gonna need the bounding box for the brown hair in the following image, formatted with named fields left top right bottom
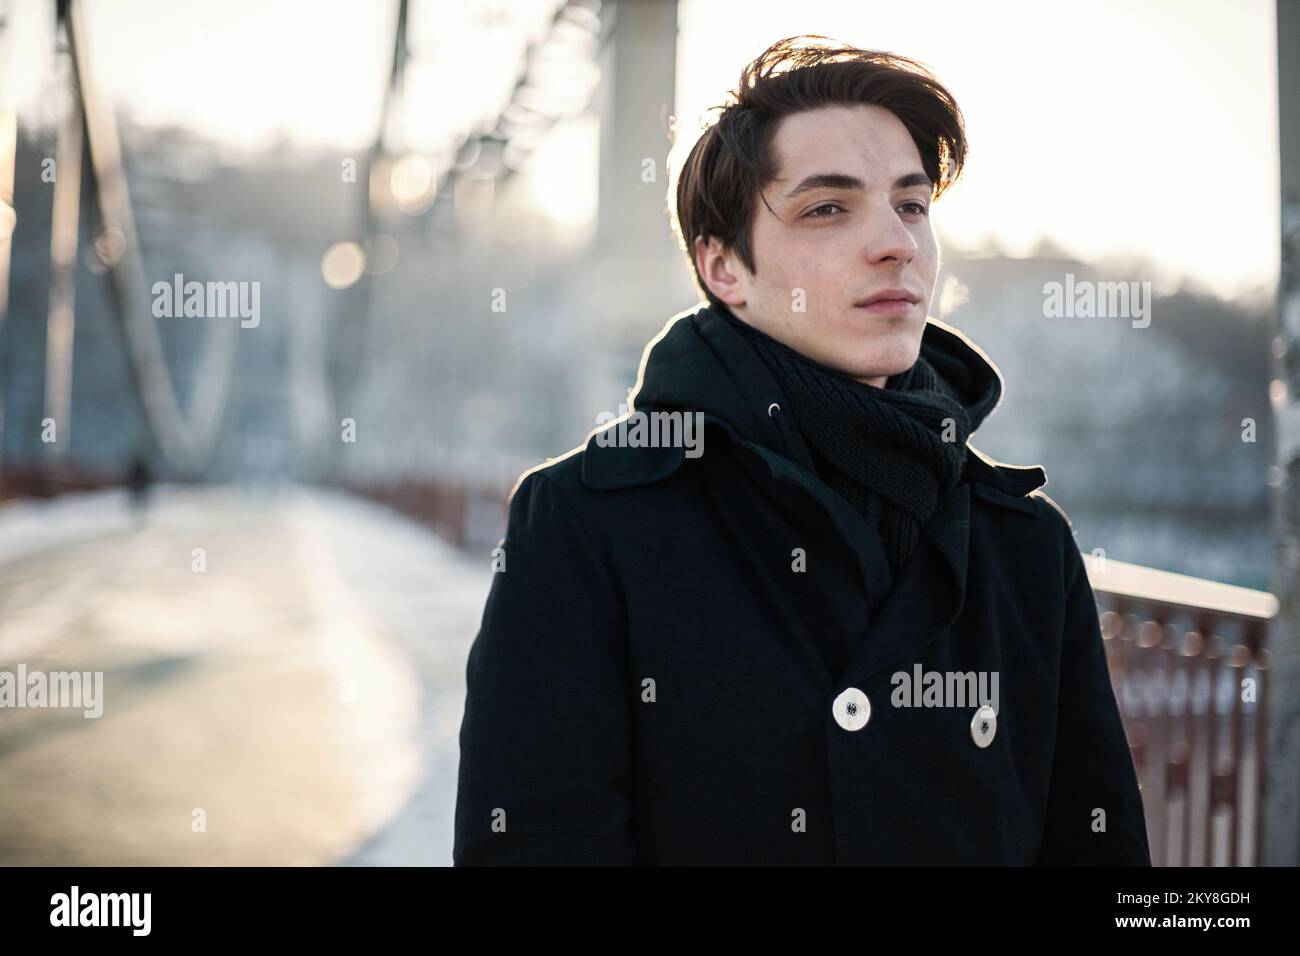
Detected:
left=670, top=35, right=967, bottom=309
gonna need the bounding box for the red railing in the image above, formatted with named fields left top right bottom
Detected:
left=343, top=476, right=509, bottom=552
left=1087, top=555, right=1276, bottom=866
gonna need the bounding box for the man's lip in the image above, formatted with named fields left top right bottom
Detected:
left=854, top=289, right=921, bottom=307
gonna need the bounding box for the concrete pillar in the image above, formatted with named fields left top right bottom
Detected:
left=587, top=0, right=695, bottom=348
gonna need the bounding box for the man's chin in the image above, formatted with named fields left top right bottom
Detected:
left=826, top=337, right=923, bottom=382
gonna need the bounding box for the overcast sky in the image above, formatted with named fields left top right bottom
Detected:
left=7, top=0, right=1279, bottom=300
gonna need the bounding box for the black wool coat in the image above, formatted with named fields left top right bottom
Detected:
left=453, top=303, right=1152, bottom=866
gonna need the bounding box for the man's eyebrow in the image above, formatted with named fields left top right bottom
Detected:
left=781, top=170, right=932, bottom=199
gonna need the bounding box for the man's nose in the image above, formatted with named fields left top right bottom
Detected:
left=862, top=204, right=918, bottom=264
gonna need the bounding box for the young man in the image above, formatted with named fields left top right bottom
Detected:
left=453, top=35, right=1151, bottom=866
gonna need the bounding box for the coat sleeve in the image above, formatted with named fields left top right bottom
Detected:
left=453, top=470, right=636, bottom=865
left=1036, top=519, right=1152, bottom=866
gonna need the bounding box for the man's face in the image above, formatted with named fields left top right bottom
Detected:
left=695, top=103, right=939, bottom=387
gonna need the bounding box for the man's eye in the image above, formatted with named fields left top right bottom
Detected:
left=805, top=203, right=844, bottom=218
left=900, top=201, right=929, bottom=217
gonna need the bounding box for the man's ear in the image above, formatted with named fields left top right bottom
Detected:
left=693, top=236, right=747, bottom=309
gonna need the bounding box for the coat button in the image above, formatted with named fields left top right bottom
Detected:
left=971, top=704, right=997, bottom=748
left=833, top=687, right=871, bottom=731
left=767, top=402, right=781, bottom=417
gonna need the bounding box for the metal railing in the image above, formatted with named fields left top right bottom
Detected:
left=1087, top=555, right=1277, bottom=866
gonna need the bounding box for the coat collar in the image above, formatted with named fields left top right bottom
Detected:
left=580, top=429, right=1046, bottom=504
left=581, top=302, right=1047, bottom=506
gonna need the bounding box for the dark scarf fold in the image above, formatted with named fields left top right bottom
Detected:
left=723, top=311, right=971, bottom=579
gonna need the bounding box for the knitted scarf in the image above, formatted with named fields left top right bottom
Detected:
left=723, top=310, right=970, bottom=579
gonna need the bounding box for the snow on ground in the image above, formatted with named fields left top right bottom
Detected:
left=295, top=488, right=494, bottom=866
left=0, top=485, right=491, bottom=866
left=0, top=487, right=137, bottom=569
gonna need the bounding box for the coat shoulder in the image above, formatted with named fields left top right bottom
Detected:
left=973, top=480, right=1082, bottom=586
left=508, top=422, right=690, bottom=507
left=984, top=485, right=1080, bottom=546
left=1028, top=489, right=1091, bottom=581
left=505, top=442, right=591, bottom=509
left=1027, top=488, right=1075, bottom=535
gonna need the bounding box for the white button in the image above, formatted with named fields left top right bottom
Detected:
left=833, top=687, right=871, bottom=731
left=971, top=704, right=997, bottom=748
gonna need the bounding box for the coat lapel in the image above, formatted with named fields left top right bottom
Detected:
left=737, top=436, right=894, bottom=615
left=834, top=481, right=971, bottom=688
left=735, top=432, right=972, bottom=689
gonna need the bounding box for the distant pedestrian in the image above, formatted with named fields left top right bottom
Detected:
left=127, top=451, right=151, bottom=524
